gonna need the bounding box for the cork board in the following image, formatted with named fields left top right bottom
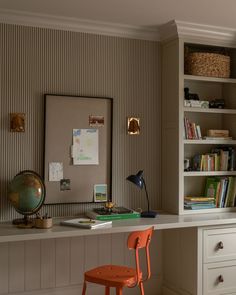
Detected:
left=44, top=95, right=112, bottom=204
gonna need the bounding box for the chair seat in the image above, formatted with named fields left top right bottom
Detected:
left=84, top=265, right=142, bottom=288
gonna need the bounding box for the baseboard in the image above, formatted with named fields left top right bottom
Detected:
left=6, top=275, right=162, bottom=295
left=162, top=285, right=193, bottom=295
left=162, top=286, right=179, bottom=295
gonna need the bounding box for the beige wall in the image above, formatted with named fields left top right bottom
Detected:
left=0, top=23, right=160, bottom=221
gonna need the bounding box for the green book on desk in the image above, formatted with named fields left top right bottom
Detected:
left=86, top=208, right=140, bottom=221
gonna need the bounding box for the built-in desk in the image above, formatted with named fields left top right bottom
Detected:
left=1, top=212, right=236, bottom=242
left=1, top=213, right=236, bottom=295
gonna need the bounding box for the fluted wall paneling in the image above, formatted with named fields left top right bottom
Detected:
left=0, top=23, right=160, bottom=221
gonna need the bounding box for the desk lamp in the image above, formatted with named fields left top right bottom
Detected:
left=126, top=170, right=157, bottom=218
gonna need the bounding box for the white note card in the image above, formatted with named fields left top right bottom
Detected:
left=49, top=162, right=63, bottom=181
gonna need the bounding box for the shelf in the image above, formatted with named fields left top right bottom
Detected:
left=182, top=207, right=236, bottom=214
left=184, top=107, right=236, bottom=114
left=184, top=139, right=236, bottom=145
left=184, top=171, right=236, bottom=176
left=184, top=74, right=236, bottom=84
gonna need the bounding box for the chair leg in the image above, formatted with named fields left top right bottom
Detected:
left=105, top=286, right=110, bottom=295
left=82, top=281, right=87, bottom=295
left=139, top=281, right=144, bottom=295
left=116, top=287, right=123, bottom=295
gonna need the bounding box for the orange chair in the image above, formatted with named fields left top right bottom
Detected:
left=82, top=226, right=154, bottom=295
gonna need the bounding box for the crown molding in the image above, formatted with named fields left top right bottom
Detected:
left=1, top=9, right=236, bottom=45
left=0, top=8, right=160, bottom=41
left=160, top=20, right=236, bottom=45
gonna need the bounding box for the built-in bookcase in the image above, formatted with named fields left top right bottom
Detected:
left=161, top=38, right=236, bottom=214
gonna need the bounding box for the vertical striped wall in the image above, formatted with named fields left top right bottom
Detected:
left=0, top=23, right=160, bottom=221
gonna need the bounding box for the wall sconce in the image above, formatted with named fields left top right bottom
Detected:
left=10, top=113, right=25, bottom=132
left=127, top=117, right=140, bottom=135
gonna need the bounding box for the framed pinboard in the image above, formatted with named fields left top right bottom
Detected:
left=44, top=94, right=113, bottom=204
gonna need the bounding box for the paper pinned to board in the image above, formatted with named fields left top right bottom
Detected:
left=49, top=162, right=63, bottom=181
left=72, top=129, right=99, bottom=165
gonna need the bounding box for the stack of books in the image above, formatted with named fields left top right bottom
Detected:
left=184, top=196, right=215, bottom=210
left=184, top=117, right=202, bottom=139
left=86, top=207, right=140, bottom=220
left=205, top=177, right=236, bottom=208
left=192, top=147, right=235, bottom=171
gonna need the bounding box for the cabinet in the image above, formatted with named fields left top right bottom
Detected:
left=161, top=37, right=236, bottom=215
left=203, top=227, right=236, bottom=294
left=163, top=225, right=236, bottom=295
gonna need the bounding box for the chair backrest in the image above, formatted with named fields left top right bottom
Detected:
left=127, top=226, right=154, bottom=284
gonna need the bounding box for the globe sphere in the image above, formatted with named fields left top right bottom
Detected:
left=8, top=170, right=45, bottom=216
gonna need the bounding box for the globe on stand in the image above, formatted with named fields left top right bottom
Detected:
left=8, top=170, right=45, bottom=228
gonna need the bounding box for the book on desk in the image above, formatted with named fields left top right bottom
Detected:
left=61, top=218, right=112, bottom=229
left=86, top=207, right=140, bottom=221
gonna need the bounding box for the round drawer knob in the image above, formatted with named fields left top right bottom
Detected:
left=217, top=241, right=224, bottom=250
left=218, top=275, right=224, bottom=283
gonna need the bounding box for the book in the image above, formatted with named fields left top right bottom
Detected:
left=205, top=177, right=220, bottom=198
left=224, top=177, right=233, bottom=207
left=184, top=196, right=215, bottom=202
left=203, top=136, right=232, bottom=140
left=184, top=203, right=216, bottom=210
left=61, top=218, right=112, bottom=229
left=86, top=210, right=140, bottom=221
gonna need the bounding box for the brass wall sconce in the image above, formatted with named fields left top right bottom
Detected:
left=127, top=117, right=140, bottom=135
left=10, top=113, right=25, bottom=132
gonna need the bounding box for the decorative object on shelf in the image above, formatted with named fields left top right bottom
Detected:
left=127, top=117, right=140, bottom=135
left=207, top=129, right=229, bottom=138
left=10, top=113, right=25, bottom=132
left=209, top=99, right=225, bottom=109
left=184, top=99, right=209, bottom=108
left=184, top=87, right=199, bottom=100
left=8, top=170, right=45, bottom=227
left=184, top=158, right=191, bottom=171
left=126, top=170, right=157, bottom=218
left=185, top=52, right=230, bottom=78
left=103, top=201, right=115, bottom=212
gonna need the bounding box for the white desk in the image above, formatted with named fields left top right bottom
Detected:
left=1, top=213, right=236, bottom=295
left=1, top=212, right=236, bottom=242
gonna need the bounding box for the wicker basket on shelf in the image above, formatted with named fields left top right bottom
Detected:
left=185, top=52, right=230, bottom=78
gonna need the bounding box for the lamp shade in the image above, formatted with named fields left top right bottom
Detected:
left=126, top=170, right=144, bottom=189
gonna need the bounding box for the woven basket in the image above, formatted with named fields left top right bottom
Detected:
left=185, top=52, right=230, bottom=78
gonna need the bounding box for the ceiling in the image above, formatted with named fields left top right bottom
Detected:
left=0, top=0, right=235, bottom=30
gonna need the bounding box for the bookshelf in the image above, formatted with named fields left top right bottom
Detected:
left=161, top=38, right=236, bottom=215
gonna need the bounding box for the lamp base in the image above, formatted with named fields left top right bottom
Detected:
left=140, top=210, right=157, bottom=218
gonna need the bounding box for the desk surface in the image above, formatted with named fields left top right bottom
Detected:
left=1, top=212, right=236, bottom=243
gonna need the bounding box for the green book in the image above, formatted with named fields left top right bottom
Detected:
left=204, top=177, right=220, bottom=198
left=86, top=210, right=140, bottom=221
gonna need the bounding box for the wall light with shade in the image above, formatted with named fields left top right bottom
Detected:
left=127, top=117, right=140, bottom=135
left=126, top=170, right=157, bottom=218
left=10, top=113, right=25, bottom=132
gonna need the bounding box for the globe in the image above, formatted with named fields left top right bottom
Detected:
left=8, top=170, right=45, bottom=225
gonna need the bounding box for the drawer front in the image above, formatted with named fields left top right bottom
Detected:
left=204, top=228, right=236, bottom=263
left=203, top=261, right=236, bottom=295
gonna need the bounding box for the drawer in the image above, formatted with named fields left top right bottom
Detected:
left=204, top=228, right=236, bottom=263
left=203, top=260, right=236, bottom=294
